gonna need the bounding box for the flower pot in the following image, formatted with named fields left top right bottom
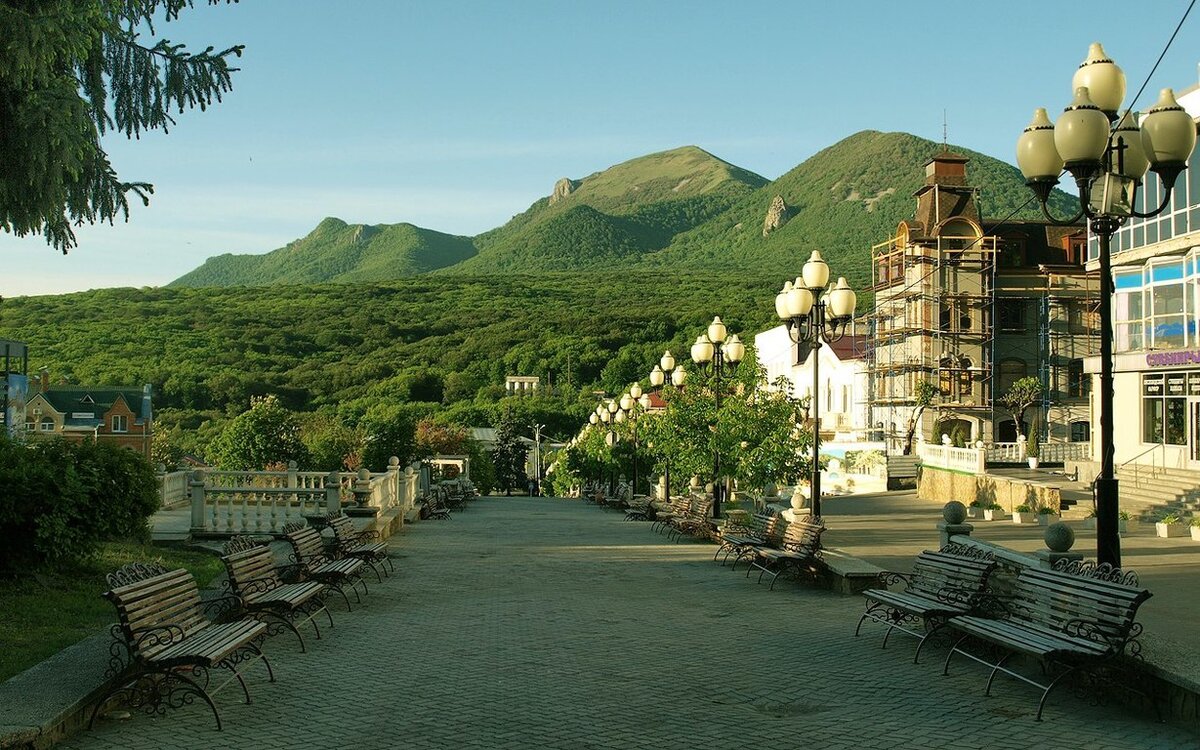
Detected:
left=1027, top=457, right=1040, bottom=470
left=1118, top=519, right=1139, bottom=535
left=966, top=506, right=983, bottom=519
left=1013, top=512, right=1037, bottom=524
left=1156, top=522, right=1186, bottom=538
left=1191, top=526, right=1200, bottom=542
left=1036, top=513, right=1060, bottom=526
left=983, top=509, right=1006, bottom=521
left=1082, top=517, right=1097, bottom=530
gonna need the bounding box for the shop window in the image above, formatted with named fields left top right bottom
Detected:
left=1070, top=421, right=1091, bottom=442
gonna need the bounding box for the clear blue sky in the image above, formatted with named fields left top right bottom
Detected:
left=4, top=0, right=1199, bottom=296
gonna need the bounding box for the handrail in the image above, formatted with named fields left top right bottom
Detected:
left=1118, top=443, right=1165, bottom=488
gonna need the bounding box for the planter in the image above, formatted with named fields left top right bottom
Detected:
left=1027, top=457, right=1040, bottom=470
left=1013, top=512, right=1037, bottom=524
left=966, top=506, right=983, bottom=519
left=1191, top=526, right=1200, bottom=542
left=1081, top=517, right=1097, bottom=530
left=1036, top=513, right=1061, bottom=526
left=983, top=509, right=1006, bottom=521
left=1156, top=522, right=1187, bottom=538
left=1118, top=519, right=1139, bottom=535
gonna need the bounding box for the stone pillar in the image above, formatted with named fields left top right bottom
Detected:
left=325, top=470, right=341, bottom=514
left=349, top=467, right=377, bottom=517
left=189, top=470, right=206, bottom=533
left=1036, top=521, right=1084, bottom=567
left=938, top=500, right=973, bottom=548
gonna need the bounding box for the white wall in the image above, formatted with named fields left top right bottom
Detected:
left=754, top=325, right=868, bottom=436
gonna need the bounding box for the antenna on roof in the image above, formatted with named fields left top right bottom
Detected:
left=942, top=109, right=948, bottom=151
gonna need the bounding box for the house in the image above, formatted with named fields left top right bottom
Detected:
left=755, top=326, right=869, bottom=440
left=26, top=371, right=153, bottom=459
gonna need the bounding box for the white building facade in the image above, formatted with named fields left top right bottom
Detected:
left=754, top=325, right=869, bottom=439
left=1086, top=82, right=1200, bottom=469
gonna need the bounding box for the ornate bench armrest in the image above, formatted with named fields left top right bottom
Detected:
left=877, top=571, right=911, bottom=587
left=130, top=623, right=187, bottom=651
left=1064, top=618, right=1137, bottom=655
left=235, top=576, right=284, bottom=596
left=202, top=594, right=244, bottom=622
left=935, top=586, right=979, bottom=607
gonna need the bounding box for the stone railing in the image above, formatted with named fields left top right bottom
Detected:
left=917, top=442, right=986, bottom=475
left=157, top=470, right=191, bottom=509
left=985, top=442, right=1090, bottom=464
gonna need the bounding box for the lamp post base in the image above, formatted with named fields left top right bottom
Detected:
left=1095, top=476, right=1121, bottom=567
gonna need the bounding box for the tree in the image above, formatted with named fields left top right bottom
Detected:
left=1001, top=376, right=1043, bottom=444
left=208, top=395, right=309, bottom=470
left=1, top=1, right=244, bottom=252
left=902, top=380, right=937, bottom=455
left=491, top=411, right=528, bottom=496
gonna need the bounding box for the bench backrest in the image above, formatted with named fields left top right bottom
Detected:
left=221, top=537, right=282, bottom=596
left=104, top=563, right=206, bottom=661
left=282, top=521, right=326, bottom=565
left=781, top=519, right=824, bottom=551
left=1011, top=566, right=1152, bottom=643
left=908, top=548, right=996, bottom=600
left=327, top=515, right=359, bottom=545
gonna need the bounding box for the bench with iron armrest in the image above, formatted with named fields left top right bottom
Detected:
left=666, top=499, right=713, bottom=542
left=326, top=513, right=394, bottom=580
left=623, top=494, right=658, bottom=521
left=422, top=487, right=452, bottom=520
left=443, top=484, right=468, bottom=512
left=649, top=496, right=691, bottom=534
left=282, top=521, right=369, bottom=610
left=747, top=517, right=825, bottom=590
left=89, top=562, right=274, bottom=731
left=221, top=536, right=333, bottom=653
left=942, top=560, right=1153, bottom=721
left=714, top=512, right=786, bottom=568
left=854, top=542, right=997, bottom=662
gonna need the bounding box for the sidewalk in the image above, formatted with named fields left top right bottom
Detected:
left=63, top=496, right=1195, bottom=749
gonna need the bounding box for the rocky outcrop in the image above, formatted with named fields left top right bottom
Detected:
left=549, top=178, right=579, bottom=205
left=762, top=195, right=789, bottom=237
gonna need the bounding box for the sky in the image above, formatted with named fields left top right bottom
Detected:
left=4, top=0, right=1200, bottom=297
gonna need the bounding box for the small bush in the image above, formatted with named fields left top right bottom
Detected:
left=1037, top=506, right=1057, bottom=515
left=1015, top=503, right=1033, bottom=513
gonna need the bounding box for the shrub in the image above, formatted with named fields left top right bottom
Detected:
left=1015, top=503, right=1033, bottom=513
left=1159, top=513, right=1180, bottom=525
left=1037, top=506, right=1057, bottom=515
left=0, top=435, right=159, bottom=572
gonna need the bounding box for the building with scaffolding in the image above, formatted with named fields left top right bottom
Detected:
left=868, top=151, right=1099, bottom=453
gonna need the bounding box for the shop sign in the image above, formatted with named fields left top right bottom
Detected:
left=1189, top=373, right=1200, bottom=395
left=1146, top=350, right=1200, bottom=367
left=1167, top=373, right=1187, bottom=396
left=1144, top=374, right=1164, bottom=396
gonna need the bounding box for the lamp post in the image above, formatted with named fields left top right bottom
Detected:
left=689, top=316, right=745, bottom=518
left=618, top=382, right=651, bottom=498
left=650, top=350, right=686, bottom=501
left=774, top=251, right=858, bottom=518
left=1015, top=42, right=1196, bottom=567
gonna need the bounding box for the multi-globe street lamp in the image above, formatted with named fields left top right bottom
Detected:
left=617, top=382, right=653, bottom=498
left=774, top=250, right=858, bottom=518
left=689, top=316, right=746, bottom=518
left=1015, top=42, right=1197, bottom=567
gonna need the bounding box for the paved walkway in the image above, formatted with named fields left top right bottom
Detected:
left=73, top=497, right=1195, bottom=749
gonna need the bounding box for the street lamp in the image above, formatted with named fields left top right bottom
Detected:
left=649, top=350, right=685, bottom=501
left=1015, top=42, right=1196, bottom=567
left=689, top=316, right=745, bottom=518
left=774, top=251, right=858, bottom=518
left=618, top=381, right=648, bottom=497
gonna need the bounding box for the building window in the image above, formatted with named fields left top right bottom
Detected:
left=112, top=414, right=128, bottom=433
left=40, top=418, right=54, bottom=432
left=1115, top=270, right=1145, bottom=352
left=1067, top=360, right=1088, bottom=398
left=997, top=300, right=1025, bottom=331
left=997, top=359, right=1027, bottom=397
left=939, top=357, right=954, bottom=397
left=24, top=419, right=34, bottom=432
left=1070, top=421, right=1091, bottom=442
left=958, top=357, right=973, bottom=399
left=1142, top=373, right=1187, bottom=445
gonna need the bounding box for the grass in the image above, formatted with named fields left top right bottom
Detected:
left=0, top=542, right=224, bottom=683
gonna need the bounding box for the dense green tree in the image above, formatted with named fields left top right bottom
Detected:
left=209, top=395, right=309, bottom=470
left=1001, top=376, right=1044, bottom=444
left=491, top=411, right=528, bottom=496
left=301, top=411, right=364, bottom=471
left=359, top=402, right=426, bottom=472
left=0, top=0, right=244, bottom=251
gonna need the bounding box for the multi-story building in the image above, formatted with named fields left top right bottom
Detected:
left=755, top=326, right=869, bottom=440
left=1089, top=82, right=1200, bottom=471
left=25, top=371, right=153, bottom=458
left=868, top=151, right=1099, bottom=452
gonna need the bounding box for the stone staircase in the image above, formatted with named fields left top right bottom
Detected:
left=1115, top=464, right=1200, bottom=521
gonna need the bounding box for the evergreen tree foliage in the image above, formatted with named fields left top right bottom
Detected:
left=0, top=0, right=243, bottom=252
left=491, top=411, right=527, bottom=496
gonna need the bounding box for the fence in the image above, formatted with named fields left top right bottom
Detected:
left=158, top=470, right=191, bottom=509
left=985, top=442, right=1090, bottom=464
left=917, top=442, right=986, bottom=475
left=185, top=458, right=422, bottom=537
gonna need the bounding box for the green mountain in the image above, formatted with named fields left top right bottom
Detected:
left=169, top=218, right=477, bottom=287
left=636, top=130, right=1079, bottom=293
left=446, top=145, right=768, bottom=273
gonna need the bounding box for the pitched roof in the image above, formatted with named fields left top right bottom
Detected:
left=39, top=386, right=150, bottom=426
left=828, top=335, right=869, bottom=361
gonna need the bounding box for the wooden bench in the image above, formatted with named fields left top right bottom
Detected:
left=747, top=517, right=825, bottom=590
left=326, top=513, right=394, bottom=580
left=221, top=536, right=333, bottom=653
left=854, top=542, right=997, bottom=662
left=89, top=562, right=273, bottom=730
left=714, top=512, right=786, bottom=568
left=650, top=496, right=691, bottom=534
left=282, top=521, right=369, bottom=610
left=422, top=487, right=452, bottom=520
left=666, top=498, right=712, bottom=542
left=942, top=559, right=1153, bottom=720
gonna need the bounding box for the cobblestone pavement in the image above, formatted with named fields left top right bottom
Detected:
left=71, top=497, right=1198, bottom=750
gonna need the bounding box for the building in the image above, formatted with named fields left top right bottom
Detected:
left=504, top=376, right=540, bottom=395
left=25, top=372, right=154, bottom=458
left=755, top=325, right=869, bottom=439
left=867, top=151, right=1099, bottom=452
left=1088, top=82, right=1200, bottom=470
left=1, top=339, right=29, bottom=437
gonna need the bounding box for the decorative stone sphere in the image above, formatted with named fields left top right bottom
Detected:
left=790, top=485, right=809, bottom=511
left=358, top=467, right=371, bottom=481
left=1044, top=521, right=1075, bottom=553
left=389, top=456, right=400, bottom=468
left=763, top=482, right=778, bottom=499
left=942, top=500, right=967, bottom=524
left=689, top=476, right=702, bottom=489
left=404, top=467, right=414, bottom=477
left=288, top=460, right=298, bottom=470
left=942, top=434, right=951, bottom=445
